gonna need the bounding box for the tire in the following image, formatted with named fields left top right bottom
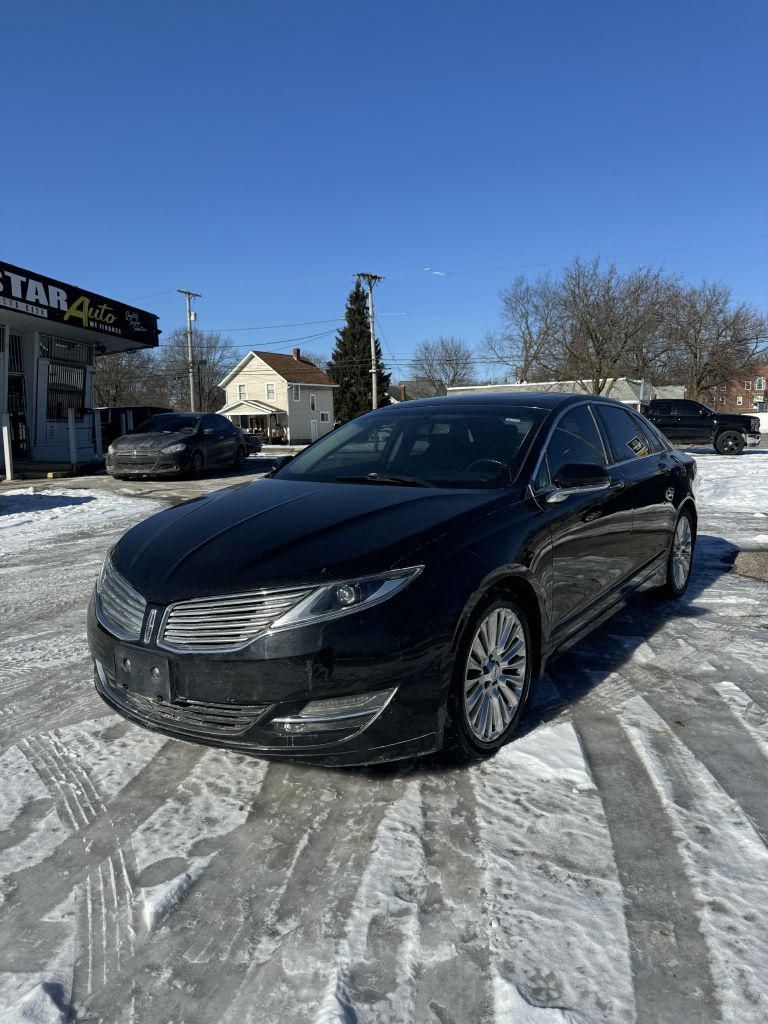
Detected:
left=188, top=450, right=205, bottom=479
left=715, top=430, right=745, bottom=455
left=232, top=445, right=245, bottom=471
left=445, top=597, right=532, bottom=760
left=659, top=508, right=695, bottom=598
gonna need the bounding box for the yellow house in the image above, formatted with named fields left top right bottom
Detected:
left=218, top=347, right=337, bottom=444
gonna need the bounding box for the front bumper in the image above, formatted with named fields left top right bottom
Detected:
left=86, top=592, right=447, bottom=766
left=746, top=432, right=762, bottom=448
left=106, top=451, right=188, bottom=477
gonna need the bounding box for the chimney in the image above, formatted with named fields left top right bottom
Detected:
left=292, top=347, right=301, bottom=360
left=399, top=383, right=407, bottom=402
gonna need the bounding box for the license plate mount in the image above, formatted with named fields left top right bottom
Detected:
left=114, top=645, right=172, bottom=701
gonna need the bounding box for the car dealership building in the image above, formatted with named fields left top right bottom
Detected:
left=0, top=261, right=159, bottom=476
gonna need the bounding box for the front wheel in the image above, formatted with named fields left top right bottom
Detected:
left=715, top=430, right=745, bottom=455
left=445, top=598, right=532, bottom=760
left=188, top=450, right=205, bottom=479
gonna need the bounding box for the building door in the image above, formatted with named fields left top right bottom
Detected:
left=8, top=376, right=30, bottom=459
left=310, top=419, right=318, bottom=442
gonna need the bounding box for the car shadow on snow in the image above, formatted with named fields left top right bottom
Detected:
left=0, top=493, right=96, bottom=517
left=515, top=531, right=742, bottom=740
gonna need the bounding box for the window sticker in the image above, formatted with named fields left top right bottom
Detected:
left=627, top=435, right=648, bottom=456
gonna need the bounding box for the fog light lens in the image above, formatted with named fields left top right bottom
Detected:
left=271, top=688, right=396, bottom=734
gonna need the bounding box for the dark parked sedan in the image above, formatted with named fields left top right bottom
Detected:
left=88, top=394, right=697, bottom=765
left=106, top=412, right=246, bottom=479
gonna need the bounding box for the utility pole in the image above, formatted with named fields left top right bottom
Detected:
left=356, top=273, right=383, bottom=410
left=178, top=289, right=202, bottom=411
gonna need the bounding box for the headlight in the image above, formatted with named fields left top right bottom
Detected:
left=162, top=443, right=186, bottom=454
left=107, top=444, right=115, bottom=455
left=270, top=566, right=423, bottom=629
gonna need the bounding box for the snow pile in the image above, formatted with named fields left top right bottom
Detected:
left=0, top=487, right=157, bottom=560
left=693, top=452, right=768, bottom=516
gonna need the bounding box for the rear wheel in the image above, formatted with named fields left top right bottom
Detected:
left=715, top=430, right=745, bottom=455
left=445, top=598, right=532, bottom=760
left=660, top=509, right=695, bottom=597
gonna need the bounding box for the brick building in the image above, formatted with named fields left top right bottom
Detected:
left=707, top=362, right=768, bottom=414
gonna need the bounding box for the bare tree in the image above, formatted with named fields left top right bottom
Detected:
left=94, top=350, right=170, bottom=407
left=484, top=275, right=560, bottom=382
left=410, top=336, right=475, bottom=391
left=663, top=282, right=767, bottom=401
left=300, top=351, right=330, bottom=372
left=157, top=330, right=241, bottom=411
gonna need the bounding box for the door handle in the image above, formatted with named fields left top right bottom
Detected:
left=610, top=479, right=625, bottom=491
left=659, top=462, right=672, bottom=475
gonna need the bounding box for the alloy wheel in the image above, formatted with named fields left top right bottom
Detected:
left=672, top=514, right=693, bottom=591
left=464, top=607, right=527, bottom=743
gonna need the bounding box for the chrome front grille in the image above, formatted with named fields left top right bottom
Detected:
left=159, top=586, right=315, bottom=652
left=96, top=559, right=147, bottom=641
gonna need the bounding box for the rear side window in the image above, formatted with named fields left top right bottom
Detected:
left=651, top=401, right=672, bottom=416
left=594, top=404, right=652, bottom=462
left=545, top=405, right=606, bottom=481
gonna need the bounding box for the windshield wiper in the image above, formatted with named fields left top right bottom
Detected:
left=336, top=473, right=433, bottom=488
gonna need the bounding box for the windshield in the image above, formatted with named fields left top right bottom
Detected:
left=137, top=414, right=201, bottom=434
left=276, top=406, right=546, bottom=488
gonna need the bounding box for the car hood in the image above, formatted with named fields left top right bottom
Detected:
left=113, top=477, right=503, bottom=603
left=111, top=431, right=194, bottom=452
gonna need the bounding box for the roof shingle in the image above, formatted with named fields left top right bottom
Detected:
left=251, top=351, right=334, bottom=385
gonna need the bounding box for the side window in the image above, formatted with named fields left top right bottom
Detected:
left=652, top=401, right=671, bottom=416
left=678, top=400, right=706, bottom=416
left=201, top=415, right=216, bottom=433
left=634, top=413, right=669, bottom=453
left=545, top=405, right=606, bottom=482
left=594, top=404, right=652, bottom=462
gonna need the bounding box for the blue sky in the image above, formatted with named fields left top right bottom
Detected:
left=3, top=0, right=766, bottom=380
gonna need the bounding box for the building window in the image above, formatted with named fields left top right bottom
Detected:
left=719, top=384, right=726, bottom=391
left=292, top=384, right=301, bottom=401
left=310, top=393, right=316, bottom=411
left=756, top=377, right=765, bottom=391
left=40, top=334, right=90, bottom=421
left=744, top=381, right=752, bottom=390
left=265, top=382, right=276, bottom=401
left=320, top=411, right=330, bottom=423
left=238, top=384, right=247, bottom=400
left=736, top=396, right=743, bottom=406
left=719, top=396, right=726, bottom=404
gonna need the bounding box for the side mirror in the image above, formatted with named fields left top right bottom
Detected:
left=547, top=463, right=611, bottom=504
left=269, top=455, right=294, bottom=475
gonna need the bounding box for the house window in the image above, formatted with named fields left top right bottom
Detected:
left=744, top=381, right=752, bottom=390
left=292, top=384, right=301, bottom=401
left=238, top=384, right=247, bottom=401
left=719, top=384, right=726, bottom=391
left=310, top=393, right=316, bottom=412
left=756, top=377, right=766, bottom=391
left=265, top=382, right=276, bottom=401
left=320, top=411, right=330, bottom=423
left=736, top=396, right=743, bottom=406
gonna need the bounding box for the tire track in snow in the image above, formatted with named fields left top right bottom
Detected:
left=410, top=769, right=495, bottom=1024
left=618, top=697, right=768, bottom=1023
left=712, top=680, right=768, bottom=758
left=644, top=685, right=768, bottom=843
left=472, top=721, right=635, bottom=1024
left=574, top=710, right=720, bottom=1024
left=312, top=779, right=425, bottom=1024
left=0, top=739, right=205, bottom=973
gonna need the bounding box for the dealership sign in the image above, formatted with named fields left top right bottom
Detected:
left=0, top=261, right=160, bottom=345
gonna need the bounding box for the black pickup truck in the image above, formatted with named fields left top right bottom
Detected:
left=646, top=399, right=761, bottom=455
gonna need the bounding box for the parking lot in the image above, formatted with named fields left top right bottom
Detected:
left=2, top=451, right=768, bottom=1023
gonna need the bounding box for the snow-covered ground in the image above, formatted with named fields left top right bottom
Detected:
left=1, top=451, right=768, bottom=1024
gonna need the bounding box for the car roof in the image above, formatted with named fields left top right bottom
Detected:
left=379, top=392, right=631, bottom=412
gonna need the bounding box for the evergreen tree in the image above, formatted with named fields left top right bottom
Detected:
left=327, top=281, right=391, bottom=422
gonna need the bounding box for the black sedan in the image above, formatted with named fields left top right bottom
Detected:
left=106, top=412, right=247, bottom=479
left=88, top=394, right=697, bottom=765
